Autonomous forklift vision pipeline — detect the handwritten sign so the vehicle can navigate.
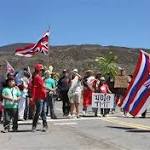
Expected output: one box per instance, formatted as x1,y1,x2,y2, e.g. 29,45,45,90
92,93,115,108
114,76,128,88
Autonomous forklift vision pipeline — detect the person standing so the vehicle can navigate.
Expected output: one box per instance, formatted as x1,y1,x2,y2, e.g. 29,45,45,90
115,68,128,117
92,73,101,117
44,70,57,119
32,64,48,132
0,65,5,123
0,65,5,100
68,69,82,118
57,69,71,117
17,71,30,120
2,78,21,133
82,70,95,116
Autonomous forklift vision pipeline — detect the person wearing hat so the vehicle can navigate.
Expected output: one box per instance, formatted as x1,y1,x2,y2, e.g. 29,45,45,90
44,70,57,119
68,69,82,118
2,78,21,133
31,64,48,132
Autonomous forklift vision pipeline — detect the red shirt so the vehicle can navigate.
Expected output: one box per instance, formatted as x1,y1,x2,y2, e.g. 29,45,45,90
99,83,109,94
32,74,46,101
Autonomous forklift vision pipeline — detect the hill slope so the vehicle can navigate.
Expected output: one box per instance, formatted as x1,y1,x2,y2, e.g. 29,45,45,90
0,43,146,74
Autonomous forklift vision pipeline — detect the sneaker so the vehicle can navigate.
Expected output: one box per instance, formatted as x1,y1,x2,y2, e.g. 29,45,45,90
18,118,24,121
68,114,74,119
32,127,36,132
51,115,57,119
82,111,87,116
97,113,102,117
1,128,9,133
76,115,80,118
42,126,48,132
12,128,18,132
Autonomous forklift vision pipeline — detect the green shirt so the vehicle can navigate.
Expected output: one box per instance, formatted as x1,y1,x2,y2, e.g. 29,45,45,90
2,87,21,109
45,78,56,90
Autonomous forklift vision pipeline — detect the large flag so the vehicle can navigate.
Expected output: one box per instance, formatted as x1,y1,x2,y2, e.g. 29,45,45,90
6,60,15,74
119,50,150,116
15,31,49,57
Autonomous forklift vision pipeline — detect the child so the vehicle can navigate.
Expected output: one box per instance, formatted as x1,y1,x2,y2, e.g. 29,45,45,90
99,77,112,117
2,78,21,133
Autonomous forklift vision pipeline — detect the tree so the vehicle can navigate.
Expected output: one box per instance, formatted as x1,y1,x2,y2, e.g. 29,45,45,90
95,51,119,79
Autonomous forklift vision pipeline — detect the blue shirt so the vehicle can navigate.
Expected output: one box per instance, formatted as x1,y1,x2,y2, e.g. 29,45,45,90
45,78,56,90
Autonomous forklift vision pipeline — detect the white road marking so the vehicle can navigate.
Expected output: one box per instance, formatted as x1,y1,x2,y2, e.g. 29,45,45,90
54,122,77,126
18,116,117,125
47,116,117,122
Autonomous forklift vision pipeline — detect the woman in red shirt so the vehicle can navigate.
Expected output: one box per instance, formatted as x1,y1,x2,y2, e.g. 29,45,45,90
82,70,95,116
32,64,47,132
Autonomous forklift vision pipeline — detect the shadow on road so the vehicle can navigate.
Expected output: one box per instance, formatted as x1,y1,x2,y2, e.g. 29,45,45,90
106,126,135,130
18,123,32,125
9,129,44,133
9,129,32,133
106,126,150,133
126,130,150,133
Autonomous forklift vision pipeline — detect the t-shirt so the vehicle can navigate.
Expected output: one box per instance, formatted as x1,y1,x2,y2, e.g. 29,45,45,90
32,74,46,101
99,83,109,94
58,77,70,92
2,87,21,109
69,76,82,93
45,78,56,90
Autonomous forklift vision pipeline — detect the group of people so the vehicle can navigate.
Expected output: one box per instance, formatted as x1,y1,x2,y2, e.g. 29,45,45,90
0,63,146,133
0,64,57,133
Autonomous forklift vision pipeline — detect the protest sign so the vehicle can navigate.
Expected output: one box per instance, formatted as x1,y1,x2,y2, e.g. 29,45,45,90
92,93,115,108
114,76,128,88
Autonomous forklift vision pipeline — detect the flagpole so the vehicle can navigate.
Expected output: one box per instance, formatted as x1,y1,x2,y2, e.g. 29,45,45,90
48,26,51,65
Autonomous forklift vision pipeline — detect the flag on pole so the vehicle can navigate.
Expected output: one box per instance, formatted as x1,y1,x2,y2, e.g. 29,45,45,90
6,60,15,74
15,31,49,57
119,50,150,116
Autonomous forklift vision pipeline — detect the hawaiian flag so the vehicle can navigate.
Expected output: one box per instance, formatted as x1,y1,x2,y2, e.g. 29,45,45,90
6,60,15,74
15,31,49,57
119,50,150,116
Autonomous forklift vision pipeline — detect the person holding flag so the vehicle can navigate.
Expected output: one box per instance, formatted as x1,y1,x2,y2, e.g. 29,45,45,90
119,50,150,117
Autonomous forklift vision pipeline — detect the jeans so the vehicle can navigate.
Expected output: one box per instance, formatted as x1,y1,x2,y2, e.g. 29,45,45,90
46,93,56,118
32,100,47,128
4,108,18,130
101,108,110,116
60,91,70,116
24,97,29,120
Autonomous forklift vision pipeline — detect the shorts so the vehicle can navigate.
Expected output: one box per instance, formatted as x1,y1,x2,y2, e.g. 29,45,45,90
69,93,81,104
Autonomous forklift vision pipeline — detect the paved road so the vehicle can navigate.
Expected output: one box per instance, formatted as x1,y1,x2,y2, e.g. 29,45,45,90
0,102,150,150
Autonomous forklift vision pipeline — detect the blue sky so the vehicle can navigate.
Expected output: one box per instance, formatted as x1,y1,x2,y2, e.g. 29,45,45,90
0,0,150,48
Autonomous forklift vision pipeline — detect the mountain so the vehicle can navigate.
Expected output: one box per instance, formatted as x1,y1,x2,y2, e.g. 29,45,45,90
0,43,148,74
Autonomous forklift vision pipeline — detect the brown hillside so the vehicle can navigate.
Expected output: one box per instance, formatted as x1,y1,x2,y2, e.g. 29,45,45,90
0,43,147,74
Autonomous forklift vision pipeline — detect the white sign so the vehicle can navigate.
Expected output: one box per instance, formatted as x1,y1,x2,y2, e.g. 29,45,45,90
92,93,115,109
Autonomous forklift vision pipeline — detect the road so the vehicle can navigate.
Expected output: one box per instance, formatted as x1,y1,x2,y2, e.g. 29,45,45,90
0,102,150,150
